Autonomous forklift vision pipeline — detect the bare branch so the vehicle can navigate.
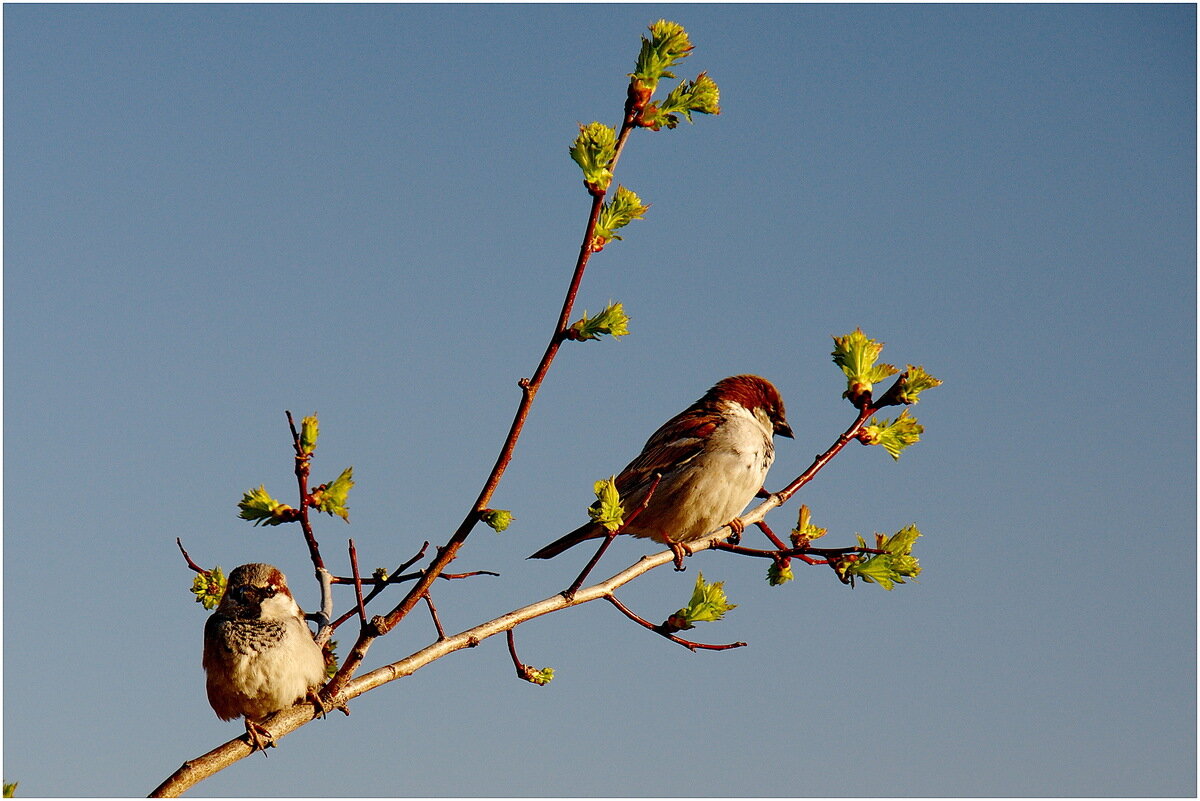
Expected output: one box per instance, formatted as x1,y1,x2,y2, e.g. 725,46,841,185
604,594,747,652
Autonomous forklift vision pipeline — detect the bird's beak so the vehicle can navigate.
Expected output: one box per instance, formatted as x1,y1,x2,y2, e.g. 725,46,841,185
776,421,794,439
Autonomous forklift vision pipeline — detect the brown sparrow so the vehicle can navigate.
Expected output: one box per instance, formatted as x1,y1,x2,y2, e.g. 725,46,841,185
202,563,327,750
530,375,793,562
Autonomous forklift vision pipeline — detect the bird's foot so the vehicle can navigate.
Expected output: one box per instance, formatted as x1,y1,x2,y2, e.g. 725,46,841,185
725,517,746,545
669,541,694,571
308,689,330,719
243,718,276,754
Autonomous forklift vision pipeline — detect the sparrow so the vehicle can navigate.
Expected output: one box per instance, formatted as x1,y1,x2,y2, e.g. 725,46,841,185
529,375,793,563
202,563,328,751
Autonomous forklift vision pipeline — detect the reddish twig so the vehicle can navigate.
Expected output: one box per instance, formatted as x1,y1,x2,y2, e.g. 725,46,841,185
176,538,206,574
754,520,789,550
775,404,876,506
325,106,648,700
327,568,498,631
348,540,367,627
423,593,446,640
506,633,525,676
329,569,499,586
564,473,662,599
604,594,746,652
505,629,538,682
284,411,326,572
712,541,886,560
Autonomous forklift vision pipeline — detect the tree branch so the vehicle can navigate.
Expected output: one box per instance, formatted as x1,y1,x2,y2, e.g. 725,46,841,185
322,107,647,699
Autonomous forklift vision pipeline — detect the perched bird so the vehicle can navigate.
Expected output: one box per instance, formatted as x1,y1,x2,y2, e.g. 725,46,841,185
530,375,793,563
202,563,327,751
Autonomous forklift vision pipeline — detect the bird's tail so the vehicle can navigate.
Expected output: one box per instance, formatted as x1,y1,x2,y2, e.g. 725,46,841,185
528,523,604,560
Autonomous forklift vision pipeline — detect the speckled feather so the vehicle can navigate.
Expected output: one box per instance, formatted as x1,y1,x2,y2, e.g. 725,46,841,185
202,563,327,723
530,375,792,559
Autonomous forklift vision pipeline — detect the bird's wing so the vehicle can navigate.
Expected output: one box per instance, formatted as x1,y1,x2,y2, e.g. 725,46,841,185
614,407,717,502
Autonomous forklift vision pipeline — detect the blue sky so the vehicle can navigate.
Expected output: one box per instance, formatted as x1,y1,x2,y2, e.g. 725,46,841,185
4,4,1195,797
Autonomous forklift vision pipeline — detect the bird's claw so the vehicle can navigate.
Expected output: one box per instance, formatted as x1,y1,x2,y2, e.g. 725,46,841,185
669,541,694,571
243,719,276,753
308,689,333,719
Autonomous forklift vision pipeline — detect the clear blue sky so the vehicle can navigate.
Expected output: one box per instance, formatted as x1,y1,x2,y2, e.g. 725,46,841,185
4,4,1195,797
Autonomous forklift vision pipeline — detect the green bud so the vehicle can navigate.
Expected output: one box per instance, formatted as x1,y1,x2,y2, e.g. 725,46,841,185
632,20,694,94
312,466,354,522
672,571,737,628
588,476,625,532
846,525,923,589
767,560,794,586
300,414,319,454
323,640,339,679
895,365,943,405
789,503,828,547
593,186,649,249
569,122,617,193
655,71,721,127
861,409,924,460
525,666,555,686
238,485,293,526
831,328,899,404
568,301,631,341
190,565,227,610
481,509,515,533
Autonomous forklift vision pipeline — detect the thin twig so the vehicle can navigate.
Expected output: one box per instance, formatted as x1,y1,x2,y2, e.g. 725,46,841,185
349,540,367,627
754,520,789,550
505,629,534,682
175,538,206,574
711,541,886,561
283,411,326,572
565,473,662,598
325,99,647,699
326,568,498,631
775,404,876,505
604,594,747,652
151,544,684,797
283,411,334,642
423,592,446,640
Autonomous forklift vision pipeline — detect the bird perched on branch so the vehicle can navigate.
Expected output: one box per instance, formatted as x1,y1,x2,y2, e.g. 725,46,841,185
202,563,327,751
530,375,793,564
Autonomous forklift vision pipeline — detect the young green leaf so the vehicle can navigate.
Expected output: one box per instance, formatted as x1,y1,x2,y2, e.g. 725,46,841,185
845,525,923,590
652,71,721,128
524,666,555,686
593,186,649,250
322,640,339,679
860,409,924,460
895,364,943,405
789,503,828,548
312,466,354,521
669,571,737,629
567,301,631,341
631,19,694,95
300,414,319,454
237,485,294,526
569,122,617,193
831,328,899,404
588,476,625,532
190,565,227,610
767,560,795,586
